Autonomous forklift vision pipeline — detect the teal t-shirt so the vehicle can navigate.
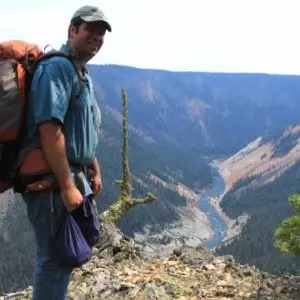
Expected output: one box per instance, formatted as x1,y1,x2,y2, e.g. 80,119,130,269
25,44,101,196
26,44,101,167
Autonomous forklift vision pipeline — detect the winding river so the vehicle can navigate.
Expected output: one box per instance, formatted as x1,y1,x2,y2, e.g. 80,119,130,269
198,167,227,249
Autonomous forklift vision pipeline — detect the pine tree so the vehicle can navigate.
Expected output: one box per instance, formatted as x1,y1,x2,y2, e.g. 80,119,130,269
275,194,300,254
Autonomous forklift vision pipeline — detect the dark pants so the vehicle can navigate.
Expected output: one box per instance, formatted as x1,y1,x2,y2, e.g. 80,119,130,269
23,189,73,300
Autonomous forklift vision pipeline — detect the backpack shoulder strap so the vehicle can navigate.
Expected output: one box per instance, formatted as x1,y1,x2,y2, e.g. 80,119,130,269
34,51,84,108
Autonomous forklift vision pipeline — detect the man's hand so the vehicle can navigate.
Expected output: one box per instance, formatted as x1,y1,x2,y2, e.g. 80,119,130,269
88,158,102,196
90,174,102,196
61,185,84,212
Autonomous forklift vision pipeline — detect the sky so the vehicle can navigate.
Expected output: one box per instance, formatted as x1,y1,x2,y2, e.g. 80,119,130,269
2,0,300,75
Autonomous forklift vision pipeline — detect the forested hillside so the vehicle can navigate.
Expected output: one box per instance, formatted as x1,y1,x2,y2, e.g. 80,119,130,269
217,161,300,275
90,65,300,155
93,103,212,234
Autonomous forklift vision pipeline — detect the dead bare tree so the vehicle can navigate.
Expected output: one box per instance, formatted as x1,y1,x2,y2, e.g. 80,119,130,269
101,88,155,225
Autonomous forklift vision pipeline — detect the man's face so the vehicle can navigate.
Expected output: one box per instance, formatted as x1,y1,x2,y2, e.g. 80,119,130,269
70,21,106,62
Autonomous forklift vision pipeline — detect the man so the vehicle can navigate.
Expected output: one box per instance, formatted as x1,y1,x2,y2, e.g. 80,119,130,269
21,5,111,300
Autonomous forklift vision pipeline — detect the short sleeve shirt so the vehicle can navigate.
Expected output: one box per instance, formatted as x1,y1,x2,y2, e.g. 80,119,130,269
26,44,101,167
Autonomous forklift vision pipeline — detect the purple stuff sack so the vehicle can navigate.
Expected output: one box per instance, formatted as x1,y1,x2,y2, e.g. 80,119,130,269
52,211,92,268
72,196,100,247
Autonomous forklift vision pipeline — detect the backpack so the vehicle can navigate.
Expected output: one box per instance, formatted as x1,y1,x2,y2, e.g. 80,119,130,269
0,40,83,193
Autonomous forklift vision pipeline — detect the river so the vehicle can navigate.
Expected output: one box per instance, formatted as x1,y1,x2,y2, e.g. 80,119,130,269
198,167,227,249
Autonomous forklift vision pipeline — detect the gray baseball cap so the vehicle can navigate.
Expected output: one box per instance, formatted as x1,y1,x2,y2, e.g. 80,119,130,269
71,5,112,32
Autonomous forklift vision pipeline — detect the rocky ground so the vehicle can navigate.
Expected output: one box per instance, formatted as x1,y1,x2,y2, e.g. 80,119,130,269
134,205,213,257
135,174,214,257
2,240,300,300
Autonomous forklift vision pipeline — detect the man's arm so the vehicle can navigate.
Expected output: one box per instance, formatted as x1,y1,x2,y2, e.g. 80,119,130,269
39,121,83,211
88,157,102,196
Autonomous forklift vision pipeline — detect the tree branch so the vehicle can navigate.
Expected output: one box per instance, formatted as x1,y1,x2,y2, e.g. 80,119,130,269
102,193,156,225
120,88,132,198
133,193,156,204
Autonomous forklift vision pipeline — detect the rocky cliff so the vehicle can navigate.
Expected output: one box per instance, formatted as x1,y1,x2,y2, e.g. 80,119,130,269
3,241,299,300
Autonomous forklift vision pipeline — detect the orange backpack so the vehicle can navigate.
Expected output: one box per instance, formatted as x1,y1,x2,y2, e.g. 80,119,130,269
0,40,83,193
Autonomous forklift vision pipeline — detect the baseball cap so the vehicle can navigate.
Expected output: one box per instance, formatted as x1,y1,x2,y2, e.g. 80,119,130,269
71,5,112,32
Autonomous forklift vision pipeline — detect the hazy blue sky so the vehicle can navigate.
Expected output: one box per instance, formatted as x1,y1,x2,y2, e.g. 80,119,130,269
2,0,300,74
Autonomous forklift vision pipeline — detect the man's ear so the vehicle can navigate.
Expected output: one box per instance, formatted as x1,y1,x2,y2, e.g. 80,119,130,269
69,24,76,39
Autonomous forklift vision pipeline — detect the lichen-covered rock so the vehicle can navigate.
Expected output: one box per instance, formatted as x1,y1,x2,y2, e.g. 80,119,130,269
2,244,300,299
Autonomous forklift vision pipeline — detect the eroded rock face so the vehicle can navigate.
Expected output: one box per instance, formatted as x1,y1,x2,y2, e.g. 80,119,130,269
3,243,300,300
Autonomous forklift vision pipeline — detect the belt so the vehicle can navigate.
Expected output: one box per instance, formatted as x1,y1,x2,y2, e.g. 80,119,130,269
13,172,56,193
14,162,87,193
